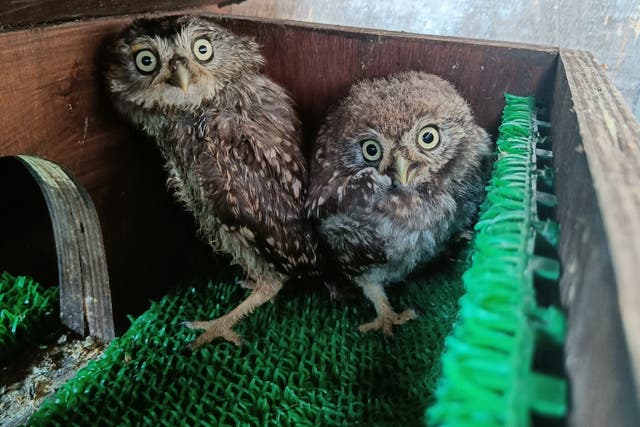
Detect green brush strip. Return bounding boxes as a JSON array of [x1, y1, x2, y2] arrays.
[[0, 272, 59, 362], [30, 250, 468, 426], [427, 94, 567, 426]]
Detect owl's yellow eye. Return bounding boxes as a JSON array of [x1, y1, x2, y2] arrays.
[[193, 38, 214, 62], [134, 49, 158, 74], [361, 139, 383, 163], [417, 126, 440, 150]]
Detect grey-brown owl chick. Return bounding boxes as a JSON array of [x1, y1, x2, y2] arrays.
[[104, 16, 316, 348], [306, 71, 492, 335]]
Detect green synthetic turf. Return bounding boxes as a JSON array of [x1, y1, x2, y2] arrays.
[[30, 248, 469, 426], [0, 272, 59, 363]]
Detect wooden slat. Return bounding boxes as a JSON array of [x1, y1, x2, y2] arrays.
[[0, 0, 235, 28], [18, 155, 115, 341], [552, 49, 640, 426], [0, 13, 557, 324]]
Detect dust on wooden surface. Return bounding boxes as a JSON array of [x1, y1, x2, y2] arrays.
[[0, 333, 105, 426]]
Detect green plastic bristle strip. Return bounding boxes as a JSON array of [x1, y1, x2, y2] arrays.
[[427, 94, 567, 426], [0, 272, 59, 362]]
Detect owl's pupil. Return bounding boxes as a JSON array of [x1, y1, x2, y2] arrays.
[[366, 145, 378, 156], [422, 132, 434, 144], [141, 56, 152, 66], [199, 45, 208, 54]]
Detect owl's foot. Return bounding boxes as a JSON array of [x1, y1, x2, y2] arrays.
[[358, 308, 417, 336], [183, 319, 244, 348], [182, 276, 284, 350]]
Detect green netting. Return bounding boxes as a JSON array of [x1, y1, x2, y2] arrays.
[[427, 94, 567, 426], [0, 272, 59, 362], [30, 248, 469, 426]]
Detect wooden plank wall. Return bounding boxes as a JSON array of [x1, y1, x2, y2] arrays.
[[0, 14, 557, 326], [552, 50, 640, 427]]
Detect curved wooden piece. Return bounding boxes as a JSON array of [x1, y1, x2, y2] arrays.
[[16, 155, 114, 341]]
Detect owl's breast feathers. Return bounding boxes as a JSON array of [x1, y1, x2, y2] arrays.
[[157, 94, 317, 277]]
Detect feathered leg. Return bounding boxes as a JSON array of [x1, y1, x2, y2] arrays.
[[357, 282, 417, 335], [184, 276, 283, 348]]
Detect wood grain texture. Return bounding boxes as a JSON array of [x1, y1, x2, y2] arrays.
[[0, 0, 234, 28], [0, 13, 558, 326], [18, 155, 114, 341], [552, 49, 640, 426], [208, 0, 640, 119]]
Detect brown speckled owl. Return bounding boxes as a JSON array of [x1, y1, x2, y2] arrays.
[[104, 16, 316, 348], [306, 72, 492, 335]]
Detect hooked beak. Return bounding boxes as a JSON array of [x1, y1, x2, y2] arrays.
[[394, 155, 415, 186], [170, 63, 190, 93]]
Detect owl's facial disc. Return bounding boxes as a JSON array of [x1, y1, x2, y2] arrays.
[[391, 124, 442, 187]]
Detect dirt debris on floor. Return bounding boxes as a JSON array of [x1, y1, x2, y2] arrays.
[[0, 333, 105, 426]]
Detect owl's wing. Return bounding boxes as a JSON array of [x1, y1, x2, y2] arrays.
[[305, 167, 386, 219], [318, 214, 387, 275], [306, 169, 387, 273], [198, 113, 316, 276]]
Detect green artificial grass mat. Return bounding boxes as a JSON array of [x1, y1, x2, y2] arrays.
[[0, 272, 59, 363], [30, 245, 469, 426]]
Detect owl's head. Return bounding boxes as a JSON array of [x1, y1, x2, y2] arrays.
[[312, 71, 491, 198], [104, 15, 263, 112]]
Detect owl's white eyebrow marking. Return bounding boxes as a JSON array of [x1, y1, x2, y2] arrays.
[[130, 43, 149, 53]]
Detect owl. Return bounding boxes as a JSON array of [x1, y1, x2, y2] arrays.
[[104, 16, 316, 348], [306, 71, 492, 335]]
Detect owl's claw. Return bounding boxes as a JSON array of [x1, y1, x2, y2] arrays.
[[182, 319, 245, 348], [358, 308, 418, 336]]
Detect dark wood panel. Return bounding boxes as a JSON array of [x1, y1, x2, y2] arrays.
[[552, 50, 640, 427], [0, 0, 235, 28], [0, 13, 557, 324]]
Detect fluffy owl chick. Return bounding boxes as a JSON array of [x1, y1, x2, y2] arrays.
[[306, 71, 491, 335], [104, 16, 316, 348]]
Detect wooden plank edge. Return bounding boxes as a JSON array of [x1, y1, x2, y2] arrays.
[[559, 48, 640, 404], [0, 0, 236, 30]]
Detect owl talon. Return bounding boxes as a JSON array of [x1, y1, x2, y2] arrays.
[[358, 308, 417, 336], [183, 319, 245, 347]]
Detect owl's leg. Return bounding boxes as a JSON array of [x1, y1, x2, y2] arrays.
[[183, 277, 282, 348], [358, 282, 417, 336]]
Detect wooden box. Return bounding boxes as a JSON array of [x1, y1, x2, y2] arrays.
[[0, 11, 638, 427]]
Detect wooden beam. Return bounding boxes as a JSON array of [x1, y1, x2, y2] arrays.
[[552, 49, 640, 427], [0, 0, 236, 29]]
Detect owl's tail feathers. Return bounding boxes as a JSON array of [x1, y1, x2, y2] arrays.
[[312, 241, 355, 301], [183, 277, 283, 349], [285, 242, 353, 301]]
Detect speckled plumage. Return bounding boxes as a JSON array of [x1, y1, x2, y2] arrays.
[[104, 15, 316, 347], [306, 71, 492, 335]]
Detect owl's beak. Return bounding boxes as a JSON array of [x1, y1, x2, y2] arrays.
[[170, 63, 191, 93], [394, 155, 414, 186]]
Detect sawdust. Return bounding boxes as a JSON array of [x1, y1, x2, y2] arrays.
[[0, 333, 105, 426]]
